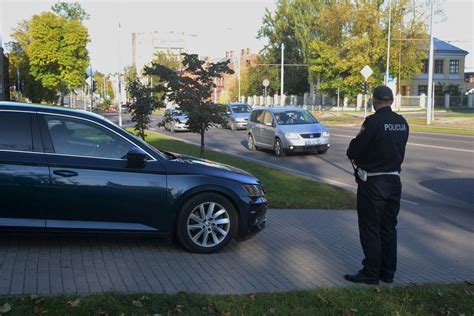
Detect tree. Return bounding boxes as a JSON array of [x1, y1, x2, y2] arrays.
[[258, 0, 323, 95], [52, 2, 89, 21], [230, 55, 279, 98], [126, 79, 161, 140], [7, 22, 57, 103], [260, 0, 430, 98], [8, 4, 90, 105], [93, 71, 115, 101], [144, 53, 233, 157], [308, 1, 429, 98]]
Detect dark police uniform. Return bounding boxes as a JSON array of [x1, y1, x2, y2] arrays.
[[347, 104, 409, 281]]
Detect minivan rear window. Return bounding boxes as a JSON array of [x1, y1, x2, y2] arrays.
[[0, 112, 33, 152]]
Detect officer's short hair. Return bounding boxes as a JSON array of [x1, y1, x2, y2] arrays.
[[373, 86, 394, 101]]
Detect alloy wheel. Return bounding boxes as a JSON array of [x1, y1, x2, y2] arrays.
[[186, 202, 230, 248]]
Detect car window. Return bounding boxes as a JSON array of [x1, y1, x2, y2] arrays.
[[250, 110, 261, 123], [45, 115, 134, 159], [0, 112, 33, 152], [263, 111, 274, 126], [256, 111, 266, 124], [230, 104, 251, 113], [275, 110, 318, 125]]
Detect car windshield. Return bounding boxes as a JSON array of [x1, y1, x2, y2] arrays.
[[231, 104, 252, 113], [274, 110, 318, 125]]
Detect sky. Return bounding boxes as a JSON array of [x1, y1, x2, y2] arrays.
[[1, 0, 473, 74]]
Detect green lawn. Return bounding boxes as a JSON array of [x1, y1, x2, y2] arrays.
[[1, 283, 472, 315], [408, 124, 474, 135], [143, 131, 356, 210]]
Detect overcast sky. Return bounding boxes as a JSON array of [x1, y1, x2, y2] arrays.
[[1, 0, 473, 74]]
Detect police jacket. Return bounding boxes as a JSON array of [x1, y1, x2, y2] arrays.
[[347, 106, 409, 173]]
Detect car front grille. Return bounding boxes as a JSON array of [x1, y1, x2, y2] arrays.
[[300, 133, 321, 139]]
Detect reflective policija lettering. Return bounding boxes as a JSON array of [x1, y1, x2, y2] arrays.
[[384, 123, 407, 132]]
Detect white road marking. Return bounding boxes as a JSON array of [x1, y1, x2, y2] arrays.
[[152, 131, 420, 206], [330, 126, 474, 138], [331, 134, 474, 153], [435, 167, 462, 173], [407, 142, 474, 153]]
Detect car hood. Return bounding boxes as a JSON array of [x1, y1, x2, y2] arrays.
[[277, 123, 327, 134], [232, 112, 251, 120], [164, 152, 258, 184]]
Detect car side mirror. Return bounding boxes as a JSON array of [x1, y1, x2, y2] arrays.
[[126, 147, 148, 168], [265, 122, 272, 127]]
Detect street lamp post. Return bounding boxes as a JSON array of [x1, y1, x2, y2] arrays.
[[385, 0, 392, 85], [280, 43, 285, 106], [426, 1, 435, 125]]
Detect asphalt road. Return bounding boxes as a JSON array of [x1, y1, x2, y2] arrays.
[[108, 113, 474, 231]]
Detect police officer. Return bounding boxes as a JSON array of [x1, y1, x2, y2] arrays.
[[345, 86, 409, 285]]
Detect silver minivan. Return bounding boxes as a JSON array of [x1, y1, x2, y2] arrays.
[[224, 103, 252, 130], [247, 107, 330, 157]]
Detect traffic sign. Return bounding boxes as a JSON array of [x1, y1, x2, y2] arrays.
[[262, 79, 270, 87], [360, 65, 373, 80]]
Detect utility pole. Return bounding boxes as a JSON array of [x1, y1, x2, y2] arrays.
[[117, 14, 123, 127], [90, 70, 93, 111], [0, 25, 5, 101], [280, 43, 285, 106], [426, 1, 434, 125], [385, 0, 392, 85]]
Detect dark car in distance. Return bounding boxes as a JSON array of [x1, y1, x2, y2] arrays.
[[0, 102, 266, 253]]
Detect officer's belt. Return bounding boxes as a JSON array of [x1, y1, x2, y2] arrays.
[[366, 171, 400, 177]]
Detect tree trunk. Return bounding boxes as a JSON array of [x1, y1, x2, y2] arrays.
[[59, 93, 64, 106], [200, 131, 205, 158]]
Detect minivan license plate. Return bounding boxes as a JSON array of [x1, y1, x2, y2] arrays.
[[305, 139, 318, 146]]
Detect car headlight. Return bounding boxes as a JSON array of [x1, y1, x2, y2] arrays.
[[285, 132, 300, 140], [322, 131, 330, 137], [243, 184, 265, 197]]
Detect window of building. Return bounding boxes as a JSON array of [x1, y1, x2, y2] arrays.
[[422, 59, 429, 73], [434, 60, 444, 73], [0, 112, 33, 152], [418, 85, 428, 96], [449, 60, 459, 74]]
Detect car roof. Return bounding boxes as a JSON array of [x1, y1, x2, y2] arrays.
[[251, 106, 307, 112], [228, 102, 251, 106], [0, 101, 107, 122]]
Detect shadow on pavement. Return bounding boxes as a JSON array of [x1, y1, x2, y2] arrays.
[[420, 178, 474, 205]]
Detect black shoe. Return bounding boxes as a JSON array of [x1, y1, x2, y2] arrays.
[[380, 275, 394, 283], [344, 272, 379, 285]]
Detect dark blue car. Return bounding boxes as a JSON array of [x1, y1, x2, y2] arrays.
[[0, 102, 266, 253]]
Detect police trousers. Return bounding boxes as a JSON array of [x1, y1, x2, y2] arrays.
[[357, 174, 401, 279]]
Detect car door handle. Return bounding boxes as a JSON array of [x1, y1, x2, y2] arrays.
[[53, 170, 78, 177]]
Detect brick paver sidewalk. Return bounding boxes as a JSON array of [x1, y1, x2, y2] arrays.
[[0, 209, 472, 295]]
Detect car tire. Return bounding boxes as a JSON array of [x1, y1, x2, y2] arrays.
[[176, 193, 238, 254], [247, 134, 257, 151], [171, 122, 176, 133], [230, 122, 237, 131], [273, 138, 286, 157]]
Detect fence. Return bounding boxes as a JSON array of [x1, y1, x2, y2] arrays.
[[241, 92, 474, 111]]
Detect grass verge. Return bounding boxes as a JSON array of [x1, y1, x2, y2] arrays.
[[408, 124, 474, 135], [143, 131, 356, 210], [1, 283, 472, 315]]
